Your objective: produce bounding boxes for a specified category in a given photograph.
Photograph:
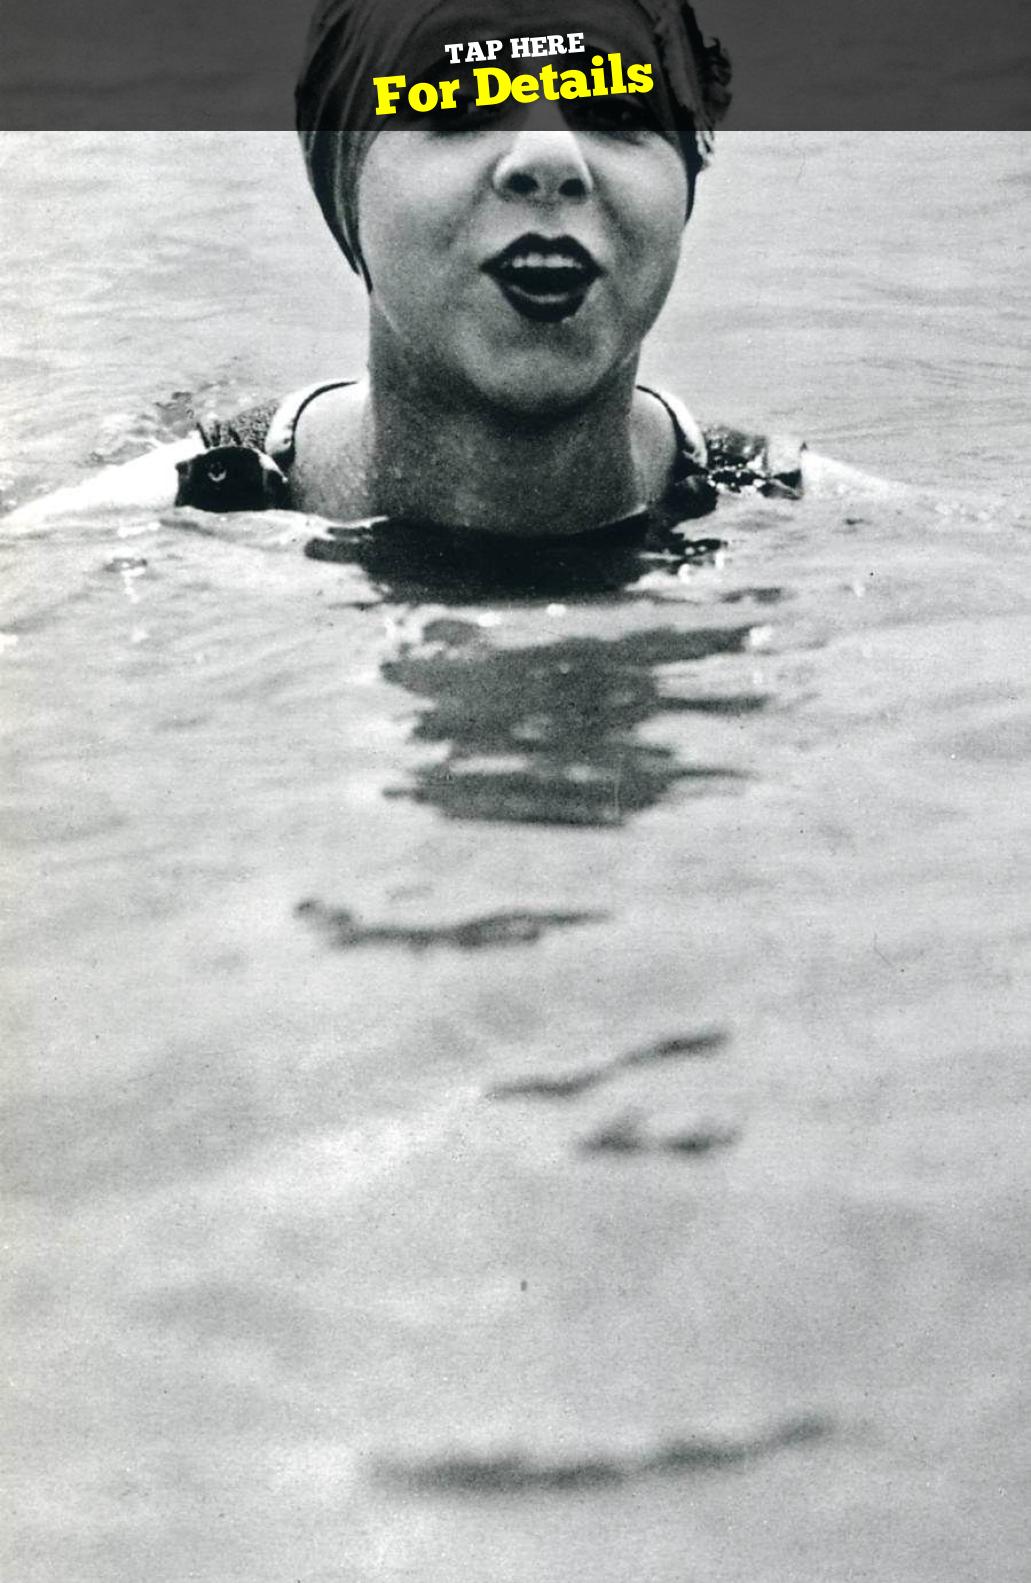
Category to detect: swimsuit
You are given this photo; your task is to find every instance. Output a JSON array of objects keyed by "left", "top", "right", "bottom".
[{"left": 182, "top": 379, "right": 805, "bottom": 520}]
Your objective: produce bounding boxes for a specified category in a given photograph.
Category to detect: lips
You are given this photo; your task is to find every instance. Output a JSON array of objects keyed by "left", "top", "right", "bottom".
[{"left": 483, "top": 234, "right": 602, "bottom": 323}]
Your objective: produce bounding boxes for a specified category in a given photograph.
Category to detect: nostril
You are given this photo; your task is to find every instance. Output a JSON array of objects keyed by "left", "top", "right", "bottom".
[
  {"left": 506, "top": 172, "right": 538, "bottom": 196},
  {"left": 560, "top": 176, "right": 588, "bottom": 199}
]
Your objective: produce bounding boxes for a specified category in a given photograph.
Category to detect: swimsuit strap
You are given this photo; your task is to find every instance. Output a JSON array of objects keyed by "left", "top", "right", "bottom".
[
  {"left": 192, "top": 379, "right": 803, "bottom": 515},
  {"left": 636, "top": 383, "right": 710, "bottom": 469},
  {"left": 264, "top": 378, "right": 360, "bottom": 469},
  {"left": 262, "top": 377, "right": 708, "bottom": 473},
  {"left": 639, "top": 384, "right": 805, "bottom": 495}
]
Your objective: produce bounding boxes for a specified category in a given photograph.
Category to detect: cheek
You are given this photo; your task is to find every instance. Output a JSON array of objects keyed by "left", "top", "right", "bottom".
[
  {"left": 357, "top": 137, "right": 478, "bottom": 290},
  {"left": 607, "top": 150, "right": 687, "bottom": 281},
  {"left": 614, "top": 199, "right": 685, "bottom": 319},
  {"left": 356, "top": 156, "right": 419, "bottom": 280}
]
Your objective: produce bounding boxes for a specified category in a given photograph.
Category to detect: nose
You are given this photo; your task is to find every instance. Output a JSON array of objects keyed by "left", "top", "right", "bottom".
[{"left": 491, "top": 110, "right": 594, "bottom": 205}]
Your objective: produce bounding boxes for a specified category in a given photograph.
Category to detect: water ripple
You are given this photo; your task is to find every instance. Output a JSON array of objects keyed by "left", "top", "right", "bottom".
[
  {"left": 296, "top": 899, "right": 604, "bottom": 953},
  {"left": 383, "top": 628, "right": 761, "bottom": 827},
  {"left": 376, "top": 1413, "right": 833, "bottom": 1495}
]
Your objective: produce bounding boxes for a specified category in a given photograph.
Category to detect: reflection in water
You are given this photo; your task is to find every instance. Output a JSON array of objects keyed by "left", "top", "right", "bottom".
[
  {"left": 383, "top": 625, "right": 765, "bottom": 827},
  {"left": 376, "top": 1412, "right": 832, "bottom": 1494},
  {"left": 721, "top": 586, "right": 787, "bottom": 606},
  {"left": 579, "top": 1111, "right": 741, "bottom": 1157},
  {"left": 489, "top": 1028, "right": 728, "bottom": 1101},
  {"left": 295, "top": 898, "right": 604, "bottom": 951},
  {"left": 305, "top": 514, "right": 727, "bottom": 603}
]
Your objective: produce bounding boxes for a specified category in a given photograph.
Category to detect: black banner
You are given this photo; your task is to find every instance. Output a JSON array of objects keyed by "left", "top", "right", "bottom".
[{"left": 1, "top": 0, "right": 1028, "bottom": 129}]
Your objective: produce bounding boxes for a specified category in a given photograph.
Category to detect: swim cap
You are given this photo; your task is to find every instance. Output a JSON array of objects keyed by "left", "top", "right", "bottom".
[{"left": 297, "top": 0, "right": 732, "bottom": 276}]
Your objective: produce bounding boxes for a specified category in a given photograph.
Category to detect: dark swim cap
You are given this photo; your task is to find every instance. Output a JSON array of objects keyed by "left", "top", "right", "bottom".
[{"left": 297, "top": 0, "right": 732, "bottom": 275}]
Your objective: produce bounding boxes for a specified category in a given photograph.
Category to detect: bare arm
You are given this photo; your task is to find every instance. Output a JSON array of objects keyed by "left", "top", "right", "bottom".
[{"left": 3, "top": 436, "right": 202, "bottom": 530}]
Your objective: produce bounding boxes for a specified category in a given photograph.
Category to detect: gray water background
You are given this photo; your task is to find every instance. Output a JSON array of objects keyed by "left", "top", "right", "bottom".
[{"left": 1, "top": 132, "right": 1029, "bottom": 1581}]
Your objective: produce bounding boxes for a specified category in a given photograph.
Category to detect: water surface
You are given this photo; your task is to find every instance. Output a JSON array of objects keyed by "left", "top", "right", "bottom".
[{"left": 2, "top": 132, "right": 1029, "bottom": 1583}]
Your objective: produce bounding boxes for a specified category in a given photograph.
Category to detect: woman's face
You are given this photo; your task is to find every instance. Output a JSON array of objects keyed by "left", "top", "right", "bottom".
[{"left": 355, "top": 103, "right": 689, "bottom": 414}]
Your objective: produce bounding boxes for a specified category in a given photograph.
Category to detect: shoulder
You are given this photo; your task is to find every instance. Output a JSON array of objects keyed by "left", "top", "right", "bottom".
[
  {"left": 646, "top": 392, "right": 806, "bottom": 520},
  {"left": 644, "top": 388, "right": 893, "bottom": 517},
  {"left": 177, "top": 380, "right": 364, "bottom": 515},
  {"left": 641, "top": 387, "right": 803, "bottom": 499}
]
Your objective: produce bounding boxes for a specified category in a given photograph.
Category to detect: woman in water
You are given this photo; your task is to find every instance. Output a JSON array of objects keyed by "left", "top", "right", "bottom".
[{"left": 10, "top": 0, "right": 875, "bottom": 533}]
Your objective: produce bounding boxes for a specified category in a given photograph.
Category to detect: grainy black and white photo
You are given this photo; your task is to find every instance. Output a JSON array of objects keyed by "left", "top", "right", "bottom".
[{"left": 2, "top": 2, "right": 1029, "bottom": 1579}]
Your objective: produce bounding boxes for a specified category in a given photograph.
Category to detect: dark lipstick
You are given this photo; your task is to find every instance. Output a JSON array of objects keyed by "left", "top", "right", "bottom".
[{"left": 483, "top": 233, "right": 602, "bottom": 323}]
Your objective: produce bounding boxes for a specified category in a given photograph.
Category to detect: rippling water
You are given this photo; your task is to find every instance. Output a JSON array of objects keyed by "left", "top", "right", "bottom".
[{"left": 2, "top": 133, "right": 1030, "bottom": 1583}]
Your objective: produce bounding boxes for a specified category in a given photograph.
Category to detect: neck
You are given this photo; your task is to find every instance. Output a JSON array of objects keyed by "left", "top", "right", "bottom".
[{"left": 362, "top": 325, "right": 648, "bottom": 537}]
